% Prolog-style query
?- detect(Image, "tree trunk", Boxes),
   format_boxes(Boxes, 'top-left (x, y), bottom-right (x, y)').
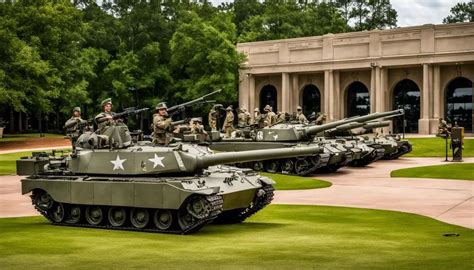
top-left (38, 111), bottom-right (42, 136)
top-left (9, 107), bottom-right (14, 133)
top-left (18, 111), bottom-right (23, 133)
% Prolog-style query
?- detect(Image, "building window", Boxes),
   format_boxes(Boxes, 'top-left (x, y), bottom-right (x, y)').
top-left (259, 85), bottom-right (278, 112)
top-left (392, 79), bottom-right (420, 133)
top-left (301, 84), bottom-right (321, 115)
top-left (346, 81), bottom-right (370, 117)
top-left (445, 77), bottom-right (473, 132)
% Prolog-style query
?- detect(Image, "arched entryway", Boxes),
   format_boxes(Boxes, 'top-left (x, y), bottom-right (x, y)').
top-left (301, 84), bottom-right (321, 115)
top-left (346, 81), bottom-right (370, 117)
top-left (392, 79), bottom-right (420, 133)
top-left (445, 77), bottom-right (473, 132)
top-left (259, 85), bottom-right (278, 112)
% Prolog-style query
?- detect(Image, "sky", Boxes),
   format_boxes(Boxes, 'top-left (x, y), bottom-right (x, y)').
top-left (210, 0), bottom-right (467, 27)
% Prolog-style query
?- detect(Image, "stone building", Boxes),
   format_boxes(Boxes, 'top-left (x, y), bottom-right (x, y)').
top-left (237, 22), bottom-right (474, 134)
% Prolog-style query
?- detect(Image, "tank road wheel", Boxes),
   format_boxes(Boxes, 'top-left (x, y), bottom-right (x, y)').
top-left (178, 196), bottom-right (212, 231)
top-left (264, 160), bottom-right (280, 173)
top-left (252, 161), bottom-right (264, 171)
top-left (281, 159), bottom-right (295, 174)
top-left (34, 191), bottom-right (54, 211)
top-left (295, 158), bottom-right (311, 175)
top-left (85, 206), bottom-right (104, 226)
top-left (153, 209), bottom-right (173, 230)
top-left (50, 203), bottom-right (65, 223)
top-left (108, 207), bottom-right (127, 227)
top-left (65, 205), bottom-right (82, 224)
top-left (130, 208), bottom-right (149, 229)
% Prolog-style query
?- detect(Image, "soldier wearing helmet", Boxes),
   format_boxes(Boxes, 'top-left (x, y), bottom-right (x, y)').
top-left (94, 98), bottom-right (118, 134)
top-left (263, 105), bottom-right (276, 127)
top-left (208, 105), bottom-right (220, 132)
top-left (296, 105), bottom-right (308, 124)
top-left (237, 106), bottom-right (251, 128)
top-left (152, 102), bottom-right (173, 145)
top-left (223, 105), bottom-right (234, 138)
top-left (64, 107), bottom-right (88, 146)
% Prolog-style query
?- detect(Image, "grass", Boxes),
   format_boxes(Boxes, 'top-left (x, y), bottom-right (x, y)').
top-left (391, 163), bottom-right (474, 180)
top-left (261, 172), bottom-right (332, 190)
top-left (0, 205), bottom-right (472, 270)
top-left (405, 138), bottom-right (474, 157)
top-left (0, 133), bottom-right (63, 142)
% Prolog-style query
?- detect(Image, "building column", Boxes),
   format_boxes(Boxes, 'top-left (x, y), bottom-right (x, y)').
top-left (239, 73), bottom-right (250, 113)
top-left (248, 75), bottom-right (256, 117)
top-left (419, 64), bottom-right (431, 134)
top-left (291, 74), bottom-right (299, 112)
top-left (430, 65), bottom-right (441, 133)
top-left (281, 72), bottom-right (290, 113)
top-left (324, 70), bottom-right (333, 120)
top-left (333, 71), bottom-right (340, 120)
top-left (378, 68), bottom-right (390, 133)
top-left (370, 67), bottom-right (377, 113)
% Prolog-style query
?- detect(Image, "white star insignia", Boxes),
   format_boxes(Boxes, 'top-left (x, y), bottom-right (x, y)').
top-left (110, 155), bottom-right (126, 170)
top-left (148, 154), bottom-right (165, 169)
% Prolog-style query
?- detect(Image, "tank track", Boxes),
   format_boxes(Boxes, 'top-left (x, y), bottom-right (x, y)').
top-left (215, 185), bottom-right (275, 224)
top-left (31, 194), bottom-right (223, 235)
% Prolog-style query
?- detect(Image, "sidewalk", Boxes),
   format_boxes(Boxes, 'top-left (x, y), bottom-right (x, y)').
top-left (274, 157), bottom-right (474, 228)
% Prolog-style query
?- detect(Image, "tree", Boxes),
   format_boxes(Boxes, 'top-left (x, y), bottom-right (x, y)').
top-left (443, 1), bottom-right (474, 24)
top-left (170, 11), bottom-right (245, 102)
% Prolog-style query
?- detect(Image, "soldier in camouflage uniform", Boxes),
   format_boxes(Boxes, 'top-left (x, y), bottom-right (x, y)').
top-left (223, 106), bottom-right (234, 138)
top-left (64, 107), bottom-right (87, 147)
top-left (276, 111), bottom-right (286, 123)
top-left (237, 107), bottom-right (251, 128)
top-left (263, 105), bottom-right (276, 127)
top-left (152, 102), bottom-right (173, 145)
top-left (94, 98), bottom-right (117, 134)
top-left (208, 107), bottom-right (218, 131)
top-left (296, 106), bottom-right (308, 124)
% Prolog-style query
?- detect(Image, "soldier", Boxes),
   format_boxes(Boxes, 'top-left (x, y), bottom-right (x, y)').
top-left (263, 105), bottom-right (276, 127)
top-left (152, 102), bottom-right (173, 145)
top-left (315, 113), bottom-right (327, 125)
top-left (237, 107), bottom-right (249, 128)
top-left (296, 106), bottom-right (308, 124)
top-left (94, 98), bottom-right (117, 134)
top-left (243, 107), bottom-right (251, 126)
top-left (223, 106), bottom-right (234, 138)
top-left (208, 107), bottom-right (219, 131)
top-left (277, 112), bottom-right (286, 123)
top-left (64, 107), bottom-right (87, 147)
top-left (190, 117), bottom-right (206, 134)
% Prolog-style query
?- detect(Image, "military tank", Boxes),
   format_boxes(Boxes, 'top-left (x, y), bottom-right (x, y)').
top-left (17, 128), bottom-right (320, 234)
top-left (210, 109), bottom-right (404, 174)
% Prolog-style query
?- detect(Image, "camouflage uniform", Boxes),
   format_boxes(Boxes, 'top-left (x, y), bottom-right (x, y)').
top-left (94, 98), bottom-right (116, 134)
top-left (263, 105), bottom-right (276, 127)
top-left (223, 106), bottom-right (234, 138)
top-left (64, 107), bottom-right (86, 146)
top-left (208, 109), bottom-right (218, 131)
top-left (296, 106), bottom-right (308, 124)
top-left (152, 102), bottom-right (173, 145)
top-left (237, 108), bottom-right (247, 128)
top-left (276, 111), bottom-right (286, 123)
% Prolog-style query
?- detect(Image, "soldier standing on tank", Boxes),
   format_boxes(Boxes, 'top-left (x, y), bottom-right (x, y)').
top-left (223, 106), bottom-right (234, 138)
top-left (152, 102), bottom-right (173, 145)
top-left (296, 106), bottom-right (308, 124)
top-left (263, 105), bottom-right (276, 127)
top-left (237, 107), bottom-right (247, 128)
top-left (208, 106), bottom-right (219, 131)
top-left (94, 98), bottom-right (118, 134)
top-left (64, 107), bottom-right (87, 147)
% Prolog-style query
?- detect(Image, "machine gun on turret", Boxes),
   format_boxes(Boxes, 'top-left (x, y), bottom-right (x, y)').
top-left (95, 107), bottom-right (149, 124)
top-left (168, 89), bottom-right (222, 117)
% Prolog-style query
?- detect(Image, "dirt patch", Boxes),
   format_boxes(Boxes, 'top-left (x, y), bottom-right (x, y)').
top-left (0, 137), bottom-right (71, 151)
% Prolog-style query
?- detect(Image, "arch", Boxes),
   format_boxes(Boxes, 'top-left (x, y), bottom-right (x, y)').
top-left (392, 79), bottom-right (420, 133)
top-left (346, 81), bottom-right (370, 117)
top-left (300, 84), bottom-right (321, 115)
top-left (259, 85), bottom-right (278, 112)
top-left (445, 77), bottom-right (472, 132)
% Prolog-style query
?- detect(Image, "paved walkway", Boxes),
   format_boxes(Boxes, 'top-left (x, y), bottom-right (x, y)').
top-left (1, 156), bottom-right (473, 229)
top-left (275, 157), bottom-right (474, 229)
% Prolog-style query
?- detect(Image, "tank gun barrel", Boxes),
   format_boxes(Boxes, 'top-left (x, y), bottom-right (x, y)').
top-left (167, 89), bottom-right (222, 114)
top-left (361, 121), bottom-right (391, 130)
top-left (195, 146), bottom-right (322, 170)
top-left (304, 109), bottom-right (404, 135)
top-left (334, 122), bottom-right (365, 131)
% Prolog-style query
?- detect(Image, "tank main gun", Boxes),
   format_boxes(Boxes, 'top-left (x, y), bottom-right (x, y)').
top-left (304, 109), bottom-right (404, 136)
top-left (194, 146), bottom-right (321, 170)
top-left (168, 89), bottom-right (222, 116)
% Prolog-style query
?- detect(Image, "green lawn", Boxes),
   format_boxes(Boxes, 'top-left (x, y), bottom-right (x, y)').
top-left (391, 163), bottom-right (474, 180)
top-left (261, 172), bottom-right (332, 190)
top-left (0, 205), bottom-right (471, 270)
top-left (0, 133), bottom-right (63, 142)
top-left (405, 138), bottom-right (474, 157)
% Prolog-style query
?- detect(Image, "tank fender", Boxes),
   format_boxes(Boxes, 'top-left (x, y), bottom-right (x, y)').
top-left (258, 176), bottom-right (276, 185)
